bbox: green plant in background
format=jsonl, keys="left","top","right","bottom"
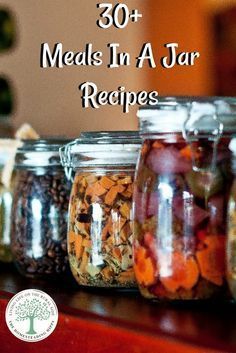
{"left": 15, "top": 298, "right": 50, "bottom": 335}
{"left": 0, "top": 9, "right": 15, "bottom": 51}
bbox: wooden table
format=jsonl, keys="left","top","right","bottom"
{"left": 0, "top": 264, "right": 236, "bottom": 353}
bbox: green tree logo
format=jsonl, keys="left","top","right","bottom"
{"left": 15, "top": 298, "right": 50, "bottom": 335}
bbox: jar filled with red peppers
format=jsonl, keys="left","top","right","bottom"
{"left": 133, "top": 97, "right": 236, "bottom": 300}
{"left": 60, "top": 132, "right": 141, "bottom": 288}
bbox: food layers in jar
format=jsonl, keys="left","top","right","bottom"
{"left": 68, "top": 171, "right": 136, "bottom": 287}
{"left": 11, "top": 169, "right": 71, "bottom": 277}
{"left": 133, "top": 136, "right": 232, "bottom": 300}
{"left": 227, "top": 181, "right": 236, "bottom": 298}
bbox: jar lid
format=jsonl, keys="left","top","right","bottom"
{"left": 79, "top": 130, "right": 140, "bottom": 142}
{"left": 60, "top": 131, "right": 141, "bottom": 170}
{"left": 138, "top": 96, "right": 236, "bottom": 135}
{"left": 15, "top": 139, "right": 72, "bottom": 168}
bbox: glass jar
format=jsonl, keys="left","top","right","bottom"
{"left": 60, "top": 131, "right": 141, "bottom": 288}
{"left": 133, "top": 97, "right": 236, "bottom": 300}
{"left": 11, "top": 139, "right": 72, "bottom": 277}
{"left": 227, "top": 139, "right": 236, "bottom": 299}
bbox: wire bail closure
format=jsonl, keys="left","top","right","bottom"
{"left": 59, "top": 139, "right": 80, "bottom": 181}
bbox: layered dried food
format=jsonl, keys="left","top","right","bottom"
{"left": 68, "top": 171, "right": 136, "bottom": 287}
{"left": 133, "top": 137, "right": 232, "bottom": 299}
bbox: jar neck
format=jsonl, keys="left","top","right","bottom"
{"left": 15, "top": 165, "right": 64, "bottom": 174}
{"left": 142, "top": 132, "right": 231, "bottom": 147}
{"left": 74, "top": 165, "right": 135, "bottom": 174}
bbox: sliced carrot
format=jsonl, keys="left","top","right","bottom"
{"left": 105, "top": 185, "right": 120, "bottom": 205}
{"left": 196, "top": 235, "right": 225, "bottom": 286}
{"left": 180, "top": 145, "right": 201, "bottom": 161}
{"left": 181, "top": 257, "right": 199, "bottom": 290}
{"left": 117, "top": 184, "right": 126, "bottom": 193}
{"left": 75, "top": 234, "right": 83, "bottom": 259}
{"left": 104, "top": 186, "right": 117, "bottom": 205}
{"left": 160, "top": 252, "right": 199, "bottom": 293}
{"left": 85, "top": 181, "right": 107, "bottom": 199}
{"left": 68, "top": 231, "right": 83, "bottom": 259}
{"left": 160, "top": 275, "right": 180, "bottom": 293}
{"left": 68, "top": 230, "right": 76, "bottom": 241}
{"left": 93, "top": 181, "right": 107, "bottom": 196}
{"left": 152, "top": 141, "right": 164, "bottom": 149}
{"left": 99, "top": 176, "right": 115, "bottom": 190}
{"left": 134, "top": 246, "right": 156, "bottom": 286}
{"left": 180, "top": 146, "right": 193, "bottom": 160}
{"left": 119, "top": 202, "right": 131, "bottom": 219}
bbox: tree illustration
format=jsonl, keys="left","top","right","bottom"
{"left": 15, "top": 298, "right": 50, "bottom": 335}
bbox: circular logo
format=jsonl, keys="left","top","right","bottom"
{"left": 5, "top": 289, "right": 58, "bottom": 342}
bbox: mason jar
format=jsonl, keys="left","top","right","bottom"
{"left": 11, "top": 139, "right": 72, "bottom": 277}
{"left": 60, "top": 131, "right": 141, "bottom": 288}
{"left": 133, "top": 97, "right": 236, "bottom": 300}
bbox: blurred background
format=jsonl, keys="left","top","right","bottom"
{"left": 0, "top": 0, "right": 236, "bottom": 137}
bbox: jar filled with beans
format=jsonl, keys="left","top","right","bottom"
{"left": 60, "top": 132, "right": 141, "bottom": 288}
{"left": 11, "top": 139, "right": 72, "bottom": 277}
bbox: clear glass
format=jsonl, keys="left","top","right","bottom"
{"left": 68, "top": 167, "right": 136, "bottom": 287}
{"left": 11, "top": 167, "right": 71, "bottom": 277}
{"left": 0, "top": 167, "right": 13, "bottom": 262}
{"left": 133, "top": 133, "right": 232, "bottom": 300}
{"left": 227, "top": 180, "right": 236, "bottom": 298}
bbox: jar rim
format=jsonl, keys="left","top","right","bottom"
{"left": 138, "top": 96, "right": 236, "bottom": 110}
{"left": 15, "top": 138, "right": 72, "bottom": 168}
{"left": 60, "top": 131, "right": 141, "bottom": 169}
{"left": 76, "top": 131, "right": 141, "bottom": 145}
{"left": 17, "top": 138, "right": 72, "bottom": 152}
{"left": 138, "top": 96, "right": 236, "bottom": 135}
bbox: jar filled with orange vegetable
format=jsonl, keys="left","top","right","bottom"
{"left": 133, "top": 97, "right": 236, "bottom": 300}
{"left": 60, "top": 132, "right": 141, "bottom": 287}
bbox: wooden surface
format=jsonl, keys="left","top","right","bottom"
{"left": 0, "top": 264, "right": 236, "bottom": 353}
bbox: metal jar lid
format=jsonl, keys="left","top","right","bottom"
{"left": 60, "top": 131, "right": 142, "bottom": 171}
{"left": 138, "top": 96, "right": 236, "bottom": 135}
{"left": 15, "top": 139, "right": 72, "bottom": 168}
